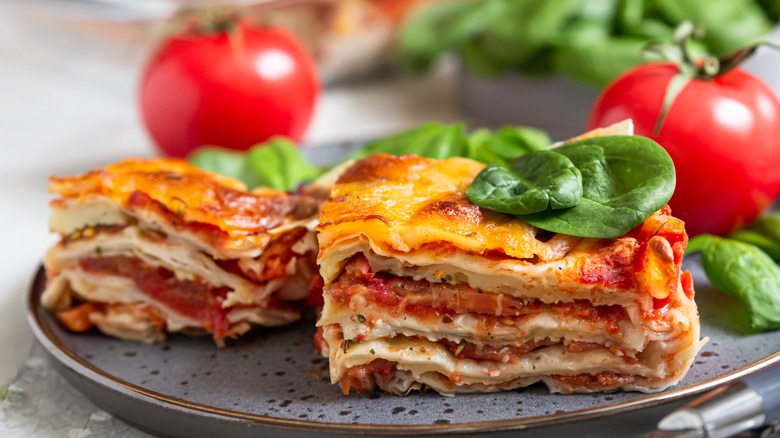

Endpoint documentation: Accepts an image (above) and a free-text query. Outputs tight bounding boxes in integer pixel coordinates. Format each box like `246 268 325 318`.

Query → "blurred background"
1 1 780 436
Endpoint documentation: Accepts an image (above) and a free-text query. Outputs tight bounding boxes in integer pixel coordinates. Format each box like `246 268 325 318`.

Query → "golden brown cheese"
50 158 310 251
318 154 557 261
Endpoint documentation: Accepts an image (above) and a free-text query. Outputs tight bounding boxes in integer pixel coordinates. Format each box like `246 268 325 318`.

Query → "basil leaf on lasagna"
520 135 675 238
467 150 582 215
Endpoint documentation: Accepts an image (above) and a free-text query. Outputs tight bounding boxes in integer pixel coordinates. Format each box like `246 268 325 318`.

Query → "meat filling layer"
328 255 627 333
77 256 299 340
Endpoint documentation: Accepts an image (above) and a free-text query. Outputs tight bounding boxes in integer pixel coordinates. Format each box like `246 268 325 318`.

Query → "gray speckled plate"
26 254 780 437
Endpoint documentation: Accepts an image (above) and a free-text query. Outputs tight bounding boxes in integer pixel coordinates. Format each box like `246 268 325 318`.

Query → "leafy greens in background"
399 0 776 87
188 123 552 191
348 123 472 161
189 138 322 191
348 122 551 164
189 147 262 189
689 234 780 331
728 213 780 263
467 126 550 166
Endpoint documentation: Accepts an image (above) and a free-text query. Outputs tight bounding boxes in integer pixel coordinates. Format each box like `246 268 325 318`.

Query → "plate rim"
27 266 780 435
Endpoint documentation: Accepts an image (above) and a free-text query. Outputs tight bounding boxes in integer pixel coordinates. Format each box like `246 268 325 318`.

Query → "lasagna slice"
43 158 320 344
316 153 704 395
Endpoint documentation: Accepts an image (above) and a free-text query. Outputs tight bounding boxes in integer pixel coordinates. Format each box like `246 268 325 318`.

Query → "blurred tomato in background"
137 0 445 157
139 18 320 157
588 59 780 237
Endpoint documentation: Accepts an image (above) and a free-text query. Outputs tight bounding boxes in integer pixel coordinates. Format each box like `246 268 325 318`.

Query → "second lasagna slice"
316 153 703 395
43 158 320 344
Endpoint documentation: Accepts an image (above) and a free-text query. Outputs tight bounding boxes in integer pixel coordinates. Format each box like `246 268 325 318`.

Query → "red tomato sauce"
328 255 626 333
552 372 635 387
340 359 397 394
79 256 231 340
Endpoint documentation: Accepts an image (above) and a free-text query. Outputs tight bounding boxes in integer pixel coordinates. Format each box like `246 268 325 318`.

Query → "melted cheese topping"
50 158 312 255
318 154 559 261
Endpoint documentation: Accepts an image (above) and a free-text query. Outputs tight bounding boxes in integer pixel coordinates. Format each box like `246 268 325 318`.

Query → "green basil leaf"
398 0 773 87
759 0 780 21
246 138 322 191
398 0 503 72
188 147 261 189
472 0 588 71
685 234 717 255
518 135 675 238
467 150 582 215
467 127 492 147
700 236 780 331
350 123 550 165
349 123 471 161
553 36 651 87
471 126 551 166
652 0 773 55
729 213 780 263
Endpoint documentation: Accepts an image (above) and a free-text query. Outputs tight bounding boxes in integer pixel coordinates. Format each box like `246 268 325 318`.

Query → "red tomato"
588 63 780 236
139 21 319 157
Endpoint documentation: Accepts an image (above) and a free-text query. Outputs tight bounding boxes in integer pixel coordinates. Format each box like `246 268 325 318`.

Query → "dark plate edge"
25 266 780 435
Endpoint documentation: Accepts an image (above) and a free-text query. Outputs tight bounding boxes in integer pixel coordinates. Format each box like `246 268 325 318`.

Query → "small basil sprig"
468 135 675 238
690 234 780 332
189 137 322 191
466 150 582 215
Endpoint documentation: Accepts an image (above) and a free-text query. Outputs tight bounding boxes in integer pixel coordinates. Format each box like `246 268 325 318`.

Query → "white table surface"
2 3 778 437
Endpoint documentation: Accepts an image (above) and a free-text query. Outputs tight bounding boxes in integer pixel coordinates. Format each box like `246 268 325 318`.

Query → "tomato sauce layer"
341 359 397 394
79 256 231 339
437 338 637 364
328 255 626 333
552 372 635 388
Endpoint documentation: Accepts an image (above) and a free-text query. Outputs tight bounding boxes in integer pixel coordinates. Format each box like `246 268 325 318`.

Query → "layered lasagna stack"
316 153 703 394
42 159 319 344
